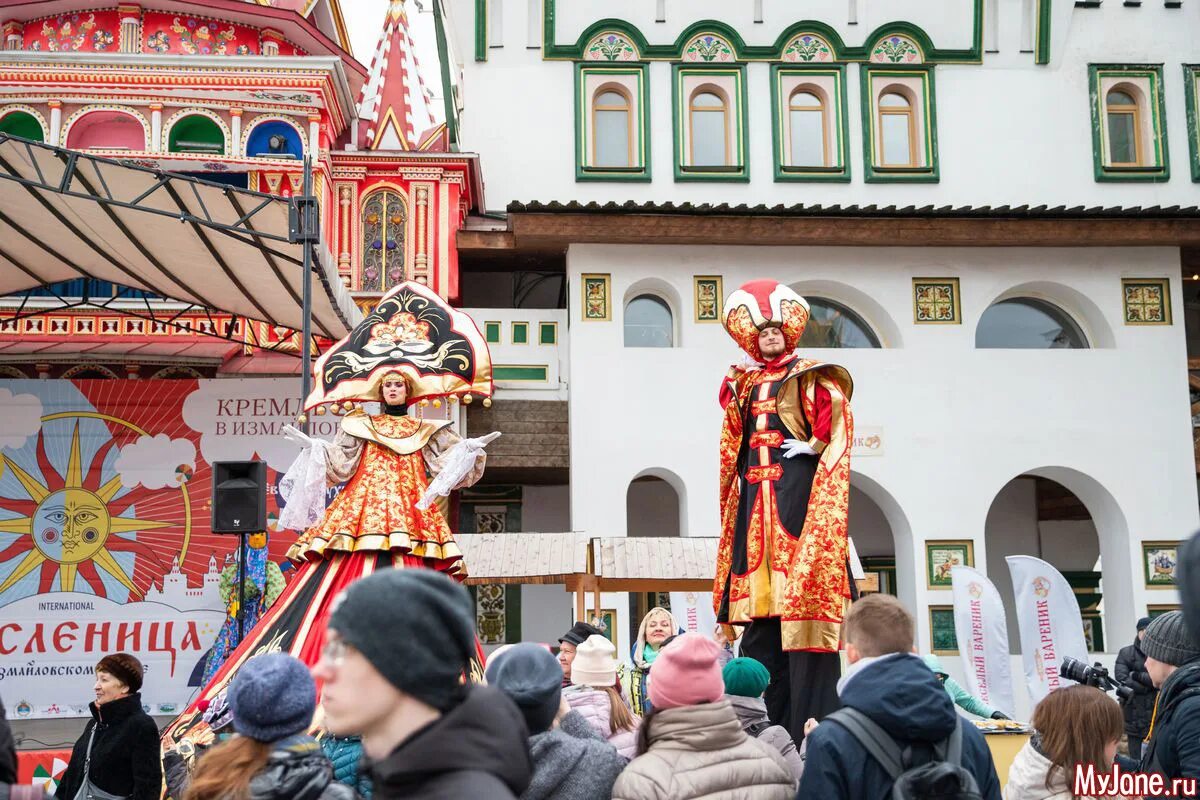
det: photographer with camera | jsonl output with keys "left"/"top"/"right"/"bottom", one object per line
{"left": 1114, "top": 617, "right": 1157, "bottom": 762}
{"left": 1134, "top": 611, "right": 1200, "bottom": 791}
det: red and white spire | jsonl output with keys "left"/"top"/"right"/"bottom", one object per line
{"left": 356, "top": 0, "right": 443, "bottom": 151}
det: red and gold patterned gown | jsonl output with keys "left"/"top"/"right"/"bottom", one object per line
{"left": 162, "top": 409, "right": 485, "bottom": 749}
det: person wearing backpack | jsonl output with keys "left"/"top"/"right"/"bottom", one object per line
{"left": 797, "top": 594, "right": 1001, "bottom": 800}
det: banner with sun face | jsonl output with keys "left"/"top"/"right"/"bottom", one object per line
{"left": 0, "top": 379, "right": 317, "bottom": 720}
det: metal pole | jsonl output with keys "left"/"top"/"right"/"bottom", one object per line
{"left": 300, "top": 156, "right": 313, "bottom": 435}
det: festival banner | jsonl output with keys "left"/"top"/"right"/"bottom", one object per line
{"left": 670, "top": 591, "right": 718, "bottom": 639}
{"left": 950, "top": 565, "right": 1015, "bottom": 717}
{"left": 0, "top": 379, "right": 325, "bottom": 719}
{"left": 1006, "top": 555, "right": 1089, "bottom": 703}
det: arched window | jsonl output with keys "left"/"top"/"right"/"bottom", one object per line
{"left": 799, "top": 298, "right": 882, "bottom": 348}
{"left": 167, "top": 113, "right": 225, "bottom": 155}
{"left": 976, "top": 298, "right": 1089, "bottom": 349}
{"left": 360, "top": 189, "right": 407, "bottom": 292}
{"left": 689, "top": 88, "right": 729, "bottom": 167}
{"left": 877, "top": 90, "right": 916, "bottom": 167}
{"left": 0, "top": 111, "right": 44, "bottom": 142}
{"left": 593, "top": 87, "right": 632, "bottom": 168}
{"left": 624, "top": 294, "right": 673, "bottom": 348}
{"left": 245, "top": 120, "right": 303, "bottom": 159}
{"left": 789, "top": 88, "right": 827, "bottom": 167}
{"left": 1105, "top": 88, "right": 1142, "bottom": 167}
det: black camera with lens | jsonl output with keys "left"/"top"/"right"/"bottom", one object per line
{"left": 1060, "top": 656, "right": 1134, "bottom": 702}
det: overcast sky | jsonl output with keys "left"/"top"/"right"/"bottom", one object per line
{"left": 342, "top": 0, "right": 447, "bottom": 123}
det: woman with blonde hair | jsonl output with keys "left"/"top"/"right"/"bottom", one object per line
{"left": 1004, "top": 685, "right": 1131, "bottom": 800}
{"left": 185, "top": 653, "right": 354, "bottom": 800}
{"left": 565, "top": 635, "right": 641, "bottom": 759}
{"left": 621, "top": 607, "right": 679, "bottom": 716}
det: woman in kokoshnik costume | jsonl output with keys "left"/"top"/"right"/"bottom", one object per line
{"left": 161, "top": 281, "right": 498, "bottom": 753}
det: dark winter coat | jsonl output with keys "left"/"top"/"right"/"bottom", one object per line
{"left": 726, "top": 694, "right": 804, "bottom": 781}
{"left": 56, "top": 693, "right": 162, "bottom": 800}
{"left": 524, "top": 710, "right": 625, "bottom": 800}
{"left": 1114, "top": 637, "right": 1157, "bottom": 737}
{"left": 246, "top": 735, "right": 358, "bottom": 800}
{"left": 321, "top": 735, "right": 372, "bottom": 798}
{"left": 1140, "top": 662, "right": 1200, "bottom": 791}
{"left": 797, "top": 653, "right": 1002, "bottom": 800}
{"left": 369, "top": 686, "right": 532, "bottom": 800}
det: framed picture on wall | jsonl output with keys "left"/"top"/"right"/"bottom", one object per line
{"left": 1148, "top": 604, "right": 1181, "bottom": 619}
{"left": 925, "top": 540, "right": 974, "bottom": 589}
{"left": 1143, "top": 541, "right": 1180, "bottom": 588}
{"left": 1082, "top": 612, "right": 1105, "bottom": 653}
{"left": 929, "top": 606, "right": 959, "bottom": 655}
{"left": 589, "top": 608, "right": 619, "bottom": 654}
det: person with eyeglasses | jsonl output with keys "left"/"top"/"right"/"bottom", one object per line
{"left": 312, "top": 569, "right": 532, "bottom": 800}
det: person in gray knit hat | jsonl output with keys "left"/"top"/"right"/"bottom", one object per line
{"left": 488, "top": 643, "right": 626, "bottom": 800}
{"left": 313, "top": 568, "right": 532, "bottom": 800}
{"left": 1137, "top": 610, "right": 1200, "bottom": 784}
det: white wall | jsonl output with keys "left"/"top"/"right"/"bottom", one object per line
{"left": 450, "top": 0, "right": 1200, "bottom": 209}
{"left": 564, "top": 243, "right": 1198, "bottom": 655}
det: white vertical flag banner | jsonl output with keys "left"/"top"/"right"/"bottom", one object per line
{"left": 670, "top": 591, "right": 717, "bottom": 637}
{"left": 950, "top": 565, "right": 1015, "bottom": 718}
{"left": 1006, "top": 555, "right": 1089, "bottom": 703}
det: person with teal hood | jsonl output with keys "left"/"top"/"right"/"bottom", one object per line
{"left": 922, "top": 654, "right": 1010, "bottom": 720}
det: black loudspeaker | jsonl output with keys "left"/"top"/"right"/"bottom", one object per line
{"left": 211, "top": 461, "right": 267, "bottom": 533}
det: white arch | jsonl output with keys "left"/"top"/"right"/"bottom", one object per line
{"left": 61, "top": 105, "right": 150, "bottom": 150}
{"left": 850, "top": 471, "right": 916, "bottom": 611}
{"left": 0, "top": 105, "right": 49, "bottom": 140}
{"left": 627, "top": 466, "right": 688, "bottom": 537}
{"left": 623, "top": 277, "right": 682, "bottom": 347}
{"left": 977, "top": 280, "right": 1115, "bottom": 349}
{"left": 161, "top": 107, "right": 231, "bottom": 154}
{"left": 241, "top": 114, "right": 307, "bottom": 159}
{"left": 983, "top": 466, "right": 1134, "bottom": 654}
{"left": 788, "top": 278, "right": 903, "bottom": 348}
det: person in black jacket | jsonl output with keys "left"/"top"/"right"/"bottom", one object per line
{"left": 1138, "top": 611, "right": 1200, "bottom": 792}
{"left": 797, "top": 594, "right": 1001, "bottom": 800}
{"left": 55, "top": 653, "right": 162, "bottom": 800}
{"left": 312, "top": 569, "right": 532, "bottom": 800}
{"left": 1114, "top": 616, "right": 1157, "bottom": 761}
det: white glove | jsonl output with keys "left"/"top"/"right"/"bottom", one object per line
{"left": 781, "top": 439, "right": 818, "bottom": 458}
{"left": 466, "top": 431, "right": 503, "bottom": 448}
{"left": 282, "top": 424, "right": 318, "bottom": 448}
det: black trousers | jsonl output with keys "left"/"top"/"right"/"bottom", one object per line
{"left": 1127, "top": 733, "right": 1143, "bottom": 763}
{"left": 740, "top": 616, "right": 842, "bottom": 744}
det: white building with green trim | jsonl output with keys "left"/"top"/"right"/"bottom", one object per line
{"left": 438, "top": 0, "right": 1200, "bottom": 717}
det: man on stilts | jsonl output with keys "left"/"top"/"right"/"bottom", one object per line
{"left": 714, "top": 280, "right": 855, "bottom": 745}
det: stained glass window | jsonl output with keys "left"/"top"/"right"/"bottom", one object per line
{"left": 360, "top": 189, "right": 407, "bottom": 292}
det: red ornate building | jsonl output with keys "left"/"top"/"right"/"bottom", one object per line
{"left": 0, "top": 0, "right": 482, "bottom": 378}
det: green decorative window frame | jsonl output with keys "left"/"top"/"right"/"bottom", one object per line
{"left": 511, "top": 321, "right": 529, "bottom": 344}
{"left": 484, "top": 320, "right": 501, "bottom": 344}
{"left": 493, "top": 365, "right": 550, "bottom": 381}
{"left": 538, "top": 321, "right": 558, "bottom": 345}
{"left": 542, "top": 4, "right": 985, "bottom": 64}
{"left": 474, "top": 0, "right": 487, "bottom": 61}
{"left": 574, "top": 62, "right": 651, "bottom": 182}
{"left": 1089, "top": 64, "right": 1169, "bottom": 183}
{"left": 1184, "top": 65, "right": 1199, "bottom": 182}
{"left": 861, "top": 65, "right": 939, "bottom": 183}
{"left": 770, "top": 65, "right": 849, "bottom": 182}
{"left": 672, "top": 64, "right": 749, "bottom": 182}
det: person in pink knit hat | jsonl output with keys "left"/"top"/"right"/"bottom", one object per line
{"left": 611, "top": 633, "right": 795, "bottom": 800}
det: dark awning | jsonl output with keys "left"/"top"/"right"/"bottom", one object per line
{"left": 0, "top": 135, "right": 360, "bottom": 339}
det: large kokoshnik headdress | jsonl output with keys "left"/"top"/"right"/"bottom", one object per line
{"left": 303, "top": 280, "right": 494, "bottom": 410}
{"left": 722, "top": 280, "right": 810, "bottom": 362}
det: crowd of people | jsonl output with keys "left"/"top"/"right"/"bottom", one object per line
{"left": 7, "top": 566, "right": 1200, "bottom": 799}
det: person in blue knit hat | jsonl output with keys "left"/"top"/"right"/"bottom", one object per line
{"left": 185, "top": 653, "right": 356, "bottom": 800}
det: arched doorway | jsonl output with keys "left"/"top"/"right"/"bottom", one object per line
{"left": 849, "top": 473, "right": 915, "bottom": 612}
{"left": 625, "top": 469, "right": 686, "bottom": 538}
{"left": 984, "top": 470, "right": 1133, "bottom": 654}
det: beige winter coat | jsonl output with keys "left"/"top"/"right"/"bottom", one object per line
{"left": 610, "top": 699, "right": 796, "bottom": 800}
{"left": 1003, "top": 740, "right": 1132, "bottom": 800}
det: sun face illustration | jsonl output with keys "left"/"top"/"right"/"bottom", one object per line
{"left": 0, "top": 412, "right": 188, "bottom": 600}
